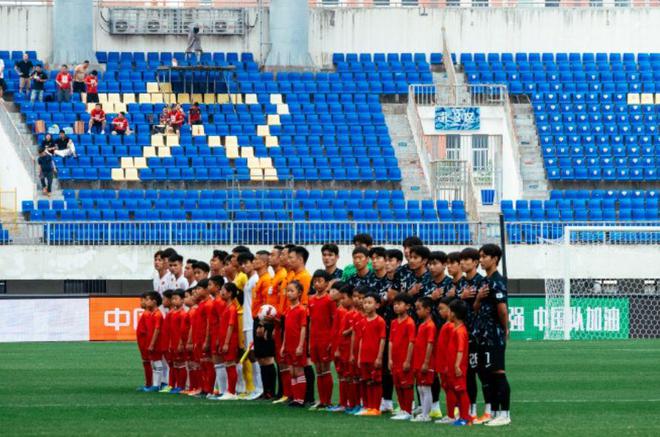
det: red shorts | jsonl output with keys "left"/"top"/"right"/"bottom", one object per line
{"left": 210, "top": 333, "right": 220, "bottom": 356}
{"left": 192, "top": 343, "right": 204, "bottom": 362}
{"left": 138, "top": 346, "right": 149, "bottom": 361}
{"left": 447, "top": 373, "right": 467, "bottom": 392}
{"left": 219, "top": 345, "right": 238, "bottom": 363}
{"left": 148, "top": 350, "right": 163, "bottom": 361}
{"left": 164, "top": 351, "right": 173, "bottom": 363}
{"left": 283, "top": 351, "right": 307, "bottom": 368}
{"left": 438, "top": 372, "right": 449, "bottom": 390}
{"left": 359, "top": 363, "right": 382, "bottom": 383}
{"left": 415, "top": 369, "right": 436, "bottom": 386}
{"left": 310, "top": 340, "right": 332, "bottom": 363}
{"left": 392, "top": 368, "right": 414, "bottom": 387}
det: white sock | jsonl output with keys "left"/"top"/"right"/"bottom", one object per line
{"left": 161, "top": 360, "right": 170, "bottom": 386}
{"left": 484, "top": 403, "right": 492, "bottom": 415}
{"left": 236, "top": 363, "right": 245, "bottom": 393}
{"left": 502, "top": 410, "right": 510, "bottom": 419}
{"left": 151, "top": 360, "right": 163, "bottom": 387}
{"left": 432, "top": 401, "right": 440, "bottom": 411}
{"left": 252, "top": 362, "right": 263, "bottom": 392}
{"left": 420, "top": 386, "right": 432, "bottom": 417}
{"left": 215, "top": 363, "right": 228, "bottom": 394}
{"left": 470, "top": 404, "right": 477, "bottom": 417}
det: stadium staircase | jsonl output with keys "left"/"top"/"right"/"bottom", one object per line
{"left": 511, "top": 102, "right": 550, "bottom": 200}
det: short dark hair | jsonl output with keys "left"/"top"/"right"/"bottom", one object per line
{"left": 162, "top": 248, "right": 177, "bottom": 259}
{"left": 212, "top": 250, "right": 228, "bottom": 261}
{"left": 186, "top": 258, "right": 197, "bottom": 265}
{"left": 330, "top": 280, "right": 346, "bottom": 291}
{"left": 232, "top": 245, "right": 250, "bottom": 254}
{"left": 284, "top": 244, "right": 297, "bottom": 252}
{"left": 223, "top": 282, "right": 239, "bottom": 298}
{"left": 402, "top": 236, "right": 423, "bottom": 248}
{"left": 479, "top": 244, "right": 503, "bottom": 264}
{"left": 352, "top": 233, "right": 373, "bottom": 246}
{"left": 447, "top": 252, "right": 461, "bottom": 263}
{"left": 429, "top": 251, "right": 448, "bottom": 264}
{"left": 312, "top": 269, "right": 332, "bottom": 281}
{"left": 288, "top": 280, "right": 304, "bottom": 294}
{"left": 146, "top": 291, "right": 162, "bottom": 306}
{"left": 364, "top": 293, "right": 381, "bottom": 304}
{"left": 255, "top": 250, "right": 270, "bottom": 257}
{"left": 162, "top": 289, "right": 174, "bottom": 299}
{"left": 417, "top": 296, "right": 433, "bottom": 310}
{"left": 290, "top": 246, "right": 309, "bottom": 264}
{"left": 409, "top": 245, "right": 431, "bottom": 261}
{"left": 196, "top": 278, "right": 209, "bottom": 289}
{"left": 393, "top": 292, "right": 411, "bottom": 305}
{"left": 154, "top": 250, "right": 163, "bottom": 259}
{"left": 338, "top": 284, "right": 353, "bottom": 295}
{"left": 353, "top": 285, "right": 369, "bottom": 296}
{"left": 352, "top": 247, "right": 370, "bottom": 257}
{"left": 172, "top": 289, "right": 185, "bottom": 299}
{"left": 449, "top": 299, "right": 468, "bottom": 321}
{"left": 321, "top": 243, "right": 339, "bottom": 256}
{"left": 369, "top": 246, "right": 387, "bottom": 259}
{"left": 237, "top": 252, "right": 255, "bottom": 265}
{"left": 193, "top": 261, "right": 210, "bottom": 272}
{"left": 168, "top": 254, "right": 183, "bottom": 263}
{"left": 209, "top": 275, "right": 225, "bottom": 288}
{"left": 386, "top": 249, "right": 404, "bottom": 262}
{"left": 439, "top": 296, "right": 455, "bottom": 306}
{"left": 459, "top": 248, "right": 480, "bottom": 262}
{"left": 273, "top": 245, "right": 284, "bottom": 251}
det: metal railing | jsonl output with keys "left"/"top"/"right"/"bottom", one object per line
{"left": 5, "top": 220, "right": 660, "bottom": 246}
{"left": 307, "top": 0, "right": 660, "bottom": 8}
{"left": 410, "top": 83, "right": 507, "bottom": 107}
{"left": 0, "top": 103, "right": 38, "bottom": 196}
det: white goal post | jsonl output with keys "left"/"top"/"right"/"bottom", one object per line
{"left": 544, "top": 225, "right": 660, "bottom": 340}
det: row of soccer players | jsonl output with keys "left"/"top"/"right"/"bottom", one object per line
{"left": 140, "top": 239, "right": 511, "bottom": 426}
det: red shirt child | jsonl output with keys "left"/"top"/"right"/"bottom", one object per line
{"left": 435, "top": 321, "right": 454, "bottom": 378}
{"left": 146, "top": 309, "right": 165, "bottom": 361}
{"left": 389, "top": 313, "right": 416, "bottom": 385}
{"left": 136, "top": 308, "right": 151, "bottom": 360}
{"left": 308, "top": 292, "right": 337, "bottom": 364}
{"left": 210, "top": 296, "right": 226, "bottom": 356}
{"left": 447, "top": 323, "right": 469, "bottom": 391}
{"left": 218, "top": 301, "right": 239, "bottom": 362}
{"left": 283, "top": 303, "right": 308, "bottom": 368}
{"left": 413, "top": 318, "right": 437, "bottom": 386}
{"left": 331, "top": 305, "right": 347, "bottom": 358}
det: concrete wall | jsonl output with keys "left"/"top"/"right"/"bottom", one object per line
{"left": 3, "top": 6, "right": 660, "bottom": 65}
{"left": 0, "top": 121, "right": 36, "bottom": 204}
{"left": 0, "top": 243, "right": 657, "bottom": 281}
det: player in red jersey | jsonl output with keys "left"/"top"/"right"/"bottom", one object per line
{"left": 144, "top": 291, "right": 165, "bottom": 392}
{"left": 207, "top": 276, "right": 226, "bottom": 398}
{"left": 389, "top": 293, "right": 416, "bottom": 420}
{"left": 356, "top": 293, "right": 386, "bottom": 416}
{"left": 216, "top": 283, "right": 240, "bottom": 400}
{"left": 184, "top": 288, "right": 199, "bottom": 394}
{"left": 187, "top": 280, "right": 212, "bottom": 396}
{"left": 435, "top": 296, "right": 457, "bottom": 423}
{"left": 280, "top": 281, "right": 308, "bottom": 408}
{"left": 136, "top": 292, "right": 152, "bottom": 391}
{"left": 330, "top": 284, "right": 354, "bottom": 412}
{"left": 446, "top": 299, "right": 471, "bottom": 426}
{"left": 159, "top": 290, "right": 174, "bottom": 392}
{"left": 348, "top": 286, "right": 367, "bottom": 413}
{"left": 308, "top": 270, "right": 337, "bottom": 409}
{"left": 167, "top": 289, "right": 187, "bottom": 394}
{"left": 196, "top": 279, "right": 215, "bottom": 397}
{"left": 412, "top": 297, "right": 437, "bottom": 422}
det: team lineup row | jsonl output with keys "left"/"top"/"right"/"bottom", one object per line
{"left": 138, "top": 236, "right": 511, "bottom": 426}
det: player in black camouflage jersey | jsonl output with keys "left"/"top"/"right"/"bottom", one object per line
{"left": 345, "top": 247, "right": 372, "bottom": 291}
{"left": 474, "top": 244, "right": 511, "bottom": 427}
{"left": 428, "top": 251, "right": 453, "bottom": 327}
{"left": 390, "top": 236, "right": 423, "bottom": 295}
{"left": 457, "top": 247, "right": 489, "bottom": 422}
{"left": 406, "top": 246, "right": 436, "bottom": 311}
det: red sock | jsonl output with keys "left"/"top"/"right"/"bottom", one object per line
{"left": 457, "top": 389, "right": 470, "bottom": 420}
{"left": 316, "top": 374, "right": 326, "bottom": 405}
{"left": 191, "top": 368, "right": 201, "bottom": 391}
{"left": 226, "top": 365, "right": 237, "bottom": 394}
{"left": 360, "top": 381, "right": 367, "bottom": 408}
{"left": 339, "top": 380, "right": 346, "bottom": 407}
{"left": 295, "top": 375, "right": 307, "bottom": 403}
{"left": 168, "top": 361, "right": 174, "bottom": 387}
{"left": 203, "top": 361, "right": 215, "bottom": 393}
{"left": 350, "top": 381, "right": 359, "bottom": 408}
{"left": 142, "top": 361, "right": 152, "bottom": 387}
{"left": 177, "top": 367, "right": 187, "bottom": 389}
{"left": 446, "top": 387, "right": 457, "bottom": 418}
{"left": 319, "top": 373, "right": 333, "bottom": 405}
{"left": 398, "top": 386, "right": 413, "bottom": 414}
{"left": 281, "top": 369, "right": 292, "bottom": 398}
{"left": 371, "top": 384, "right": 382, "bottom": 410}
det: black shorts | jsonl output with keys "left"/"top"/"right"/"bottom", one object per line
{"left": 86, "top": 93, "right": 99, "bottom": 103}
{"left": 478, "top": 344, "right": 505, "bottom": 372}
{"left": 253, "top": 323, "right": 275, "bottom": 358}
{"left": 0, "top": 78, "right": 5, "bottom": 92}
{"left": 73, "top": 82, "right": 86, "bottom": 93}
{"left": 468, "top": 338, "right": 479, "bottom": 371}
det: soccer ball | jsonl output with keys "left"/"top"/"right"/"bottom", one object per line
{"left": 258, "top": 304, "right": 277, "bottom": 321}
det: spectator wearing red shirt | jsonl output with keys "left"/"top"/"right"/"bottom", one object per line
{"left": 111, "top": 112, "right": 130, "bottom": 136}
{"left": 189, "top": 102, "right": 202, "bottom": 125}
{"left": 55, "top": 65, "right": 72, "bottom": 103}
{"left": 84, "top": 70, "right": 99, "bottom": 103}
{"left": 88, "top": 103, "right": 106, "bottom": 134}
{"left": 168, "top": 104, "right": 185, "bottom": 134}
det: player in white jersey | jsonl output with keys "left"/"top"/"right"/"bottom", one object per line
{"left": 168, "top": 253, "right": 189, "bottom": 290}
{"left": 152, "top": 250, "right": 174, "bottom": 295}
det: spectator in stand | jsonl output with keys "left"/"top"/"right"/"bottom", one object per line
{"left": 0, "top": 57, "right": 5, "bottom": 101}
{"left": 111, "top": 112, "right": 131, "bottom": 136}
{"left": 30, "top": 65, "right": 48, "bottom": 103}
{"left": 84, "top": 70, "right": 99, "bottom": 103}
{"left": 55, "top": 65, "right": 73, "bottom": 103}
{"left": 73, "top": 61, "right": 89, "bottom": 94}
{"left": 14, "top": 53, "right": 34, "bottom": 96}
{"left": 88, "top": 103, "right": 106, "bottom": 134}
{"left": 185, "top": 24, "right": 203, "bottom": 62}
{"left": 54, "top": 130, "right": 77, "bottom": 158}
{"left": 41, "top": 133, "right": 56, "bottom": 155}
{"left": 189, "top": 102, "right": 202, "bottom": 125}
{"left": 38, "top": 146, "right": 56, "bottom": 197}
{"left": 168, "top": 104, "right": 185, "bottom": 134}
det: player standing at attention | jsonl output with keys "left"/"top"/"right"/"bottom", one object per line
{"left": 136, "top": 292, "right": 152, "bottom": 391}
{"left": 476, "top": 244, "right": 511, "bottom": 427}
{"left": 193, "top": 261, "right": 210, "bottom": 285}
{"left": 326, "top": 282, "right": 348, "bottom": 412}
{"left": 238, "top": 251, "right": 262, "bottom": 400}
{"left": 272, "top": 245, "right": 295, "bottom": 404}
{"left": 159, "top": 290, "right": 174, "bottom": 393}
{"left": 458, "top": 247, "right": 488, "bottom": 421}
{"left": 389, "top": 293, "right": 416, "bottom": 421}
{"left": 321, "top": 243, "right": 343, "bottom": 281}
{"left": 392, "top": 237, "right": 424, "bottom": 295}
{"left": 341, "top": 234, "right": 373, "bottom": 281}
{"left": 429, "top": 251, "right": 452, "bottom": 320}
{"left": 217, "top": 283, "right": 241, "bottom": 400}
{"left": 411, "top": 297, "right": 437, "bottom": 422}
{"left": 281, "top": 281, "right": 308, "bottom": 408}
{"left": 231, "top": 246, "right": 250, "bottom": 292}
{"left": 184, "top": 288, "right": 199, "bottom": 394}
{"left": 356, "top": 293, "right": 386, "bottom": 416}
{"left": 207, "top": 276, "right": 227, "bottom": 399}
{"left": 434, "top": 296, "right": 458, "bottom": 424}
{"left": 446, "top": 299, "right": 471, "bottom": 426}
{"left": 308, "top": 270, "right": 337, "bottom": 410}
{"left": 184, "top": 259, "right": 197, "bottom": 287}
{"left": 168, "top": 254, "right": 189, "bottom": 290}
{"left": 153, "top": 251, "right": 174, "bottom": 295}
{"left": 188, "top": 280, "right": 212, "bottom": 397}
{"left": 210, "top": 250, "right": 228, "bottom": 279}
{"left": 346, "top": 247, "right": 373, "bottom": 291}
{"left": 168, "top": 289, "right": 187, "bottom": 394}
{"left": 250, "top": 251, "right": 273, "bottom": 398}
{"left": 445, "top": 252, "right": 463, "bottom": 298}
{"left": 268, "top": 246, "right": 287, "bottom": 312}
{"left": 144, "top": 292, "right": 166, "bottom": 392}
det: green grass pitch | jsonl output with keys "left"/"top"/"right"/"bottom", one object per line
{"left": 1, "top": 340, "right": 660, "bottom": 436}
